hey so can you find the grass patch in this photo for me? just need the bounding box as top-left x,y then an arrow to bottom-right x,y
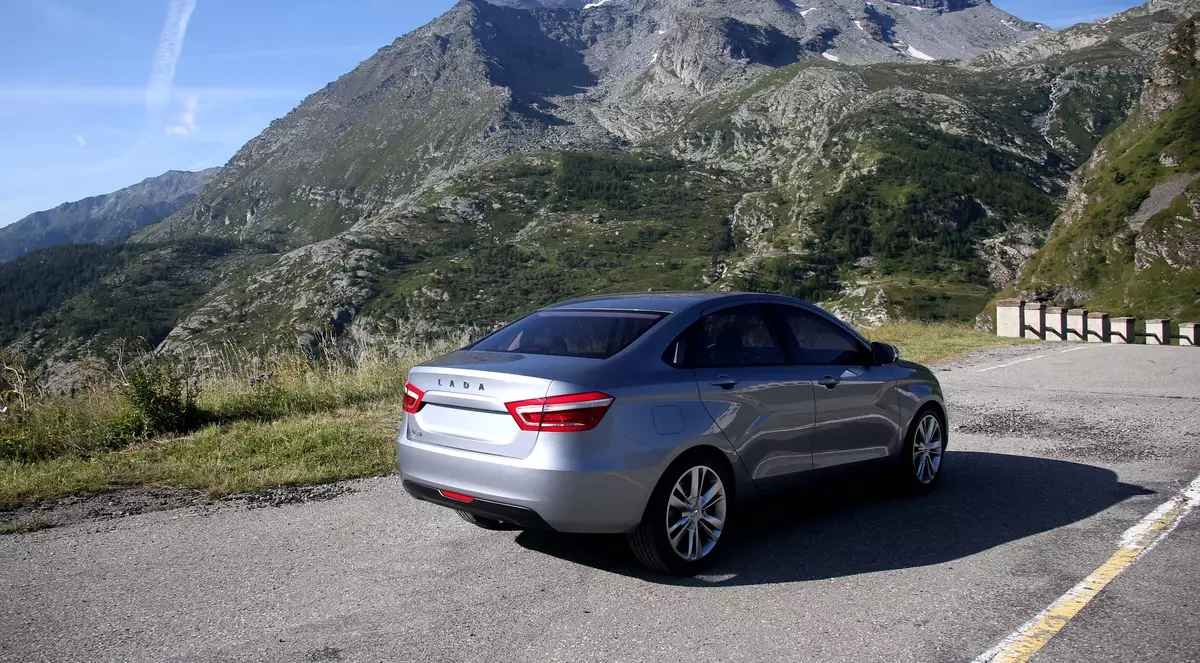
0,404 -> 400,510
0,391 -> 144,463
0,349 -> 419,509
869,322 -> 1032,365
1,351 -> 413,462
197,354 -> 409,424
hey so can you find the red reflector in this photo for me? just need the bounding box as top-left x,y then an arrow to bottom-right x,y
403,382 -> 425,414
438,489 -> 475,503
505,392 -> 615,432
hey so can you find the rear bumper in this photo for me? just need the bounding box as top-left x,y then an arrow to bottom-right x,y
402,481 -> 552,530
397,432 -> 657,534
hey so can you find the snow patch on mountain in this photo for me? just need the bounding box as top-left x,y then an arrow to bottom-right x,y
906,45 -> 936,60
582,0 -> 611,9
822,52 -> 840,62
790,2 -> 819,16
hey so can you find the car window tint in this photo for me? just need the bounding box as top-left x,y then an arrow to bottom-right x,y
473,310 -> 665,359
691,306 -> 785,367
772,305 -> 866,365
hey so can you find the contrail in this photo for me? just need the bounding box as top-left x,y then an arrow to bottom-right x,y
146,0 -> 197,123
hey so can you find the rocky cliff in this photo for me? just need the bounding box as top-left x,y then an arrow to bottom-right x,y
1012,12 -> 1200,320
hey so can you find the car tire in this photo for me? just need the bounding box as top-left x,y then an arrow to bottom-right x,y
897,406 -> 947,495
456,510 -> 522,531
628,451 -> 734,575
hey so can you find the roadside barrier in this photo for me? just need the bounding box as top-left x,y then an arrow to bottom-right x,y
996,300 -> 1199,345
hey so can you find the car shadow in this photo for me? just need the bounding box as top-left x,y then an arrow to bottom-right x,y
513,451 -> 1154,586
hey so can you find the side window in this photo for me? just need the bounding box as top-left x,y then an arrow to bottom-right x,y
689,305 -> 786,368
772,305 -> 868,366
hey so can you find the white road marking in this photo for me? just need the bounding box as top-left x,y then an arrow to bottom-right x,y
977,355 -> 1046,373
972,473 -> 1200,663
1060,345 -> 1099,354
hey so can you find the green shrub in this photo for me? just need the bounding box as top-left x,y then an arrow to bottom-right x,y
120,355 -> 201,436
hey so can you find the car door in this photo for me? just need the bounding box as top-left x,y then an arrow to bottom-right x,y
684,304 -> 816,488
769,305 -> 901,470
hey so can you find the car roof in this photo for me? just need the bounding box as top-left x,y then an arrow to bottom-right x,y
548,291 -> 743,314
545,291 -> 871,345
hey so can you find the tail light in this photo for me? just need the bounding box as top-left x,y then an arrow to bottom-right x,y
403,383 -> 425,414
505,392 -> 614,432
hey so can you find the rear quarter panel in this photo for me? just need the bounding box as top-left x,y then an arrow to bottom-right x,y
567,361 -> 754,497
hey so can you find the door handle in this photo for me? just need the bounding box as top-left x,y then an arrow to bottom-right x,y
710,375 -> 739,389
818,376 -> 840,389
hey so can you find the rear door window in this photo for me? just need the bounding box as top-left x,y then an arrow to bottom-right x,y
471,310 -> 666,359
688,305 -> 786,368
771,305 -> 868,365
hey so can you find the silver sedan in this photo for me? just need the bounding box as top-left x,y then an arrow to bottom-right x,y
398,292 -> 946,575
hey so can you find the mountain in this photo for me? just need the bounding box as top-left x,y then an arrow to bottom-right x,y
0,168 -> 220,263
1010,11 -> 1200,321
140,0 -> 1043,249
5,0 -> 1200,384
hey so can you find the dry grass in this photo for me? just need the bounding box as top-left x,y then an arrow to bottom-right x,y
868,321 -> 1032,365
0,391 -> 143,462
0,348 -> 424,509
196,352 -> 410,423
0,404 -> 400,509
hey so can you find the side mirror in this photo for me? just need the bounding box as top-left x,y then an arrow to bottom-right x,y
871,342 -> 900,365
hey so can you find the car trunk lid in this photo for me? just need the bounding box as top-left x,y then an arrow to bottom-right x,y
404,351 -> 598,459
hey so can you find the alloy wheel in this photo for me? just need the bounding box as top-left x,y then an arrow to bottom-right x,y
665,465 -> 726,561
912,413 -> 944,485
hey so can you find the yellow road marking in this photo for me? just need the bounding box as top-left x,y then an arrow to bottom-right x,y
973,475 -> 1200,663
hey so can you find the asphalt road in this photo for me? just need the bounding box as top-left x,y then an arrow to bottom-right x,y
3,344 -> 1199,663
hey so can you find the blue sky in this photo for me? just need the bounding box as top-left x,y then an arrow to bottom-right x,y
992,0 -> 1144,29
0,0 -> 1144,226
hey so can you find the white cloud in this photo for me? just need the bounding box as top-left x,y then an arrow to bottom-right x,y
73,134 -> 86,147
145,0 -> 198,122
165,94 -> 199,136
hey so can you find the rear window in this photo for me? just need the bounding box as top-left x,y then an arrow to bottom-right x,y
471,310 -> 667,360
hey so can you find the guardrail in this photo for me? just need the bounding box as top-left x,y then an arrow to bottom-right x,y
996,300 -> 1198,345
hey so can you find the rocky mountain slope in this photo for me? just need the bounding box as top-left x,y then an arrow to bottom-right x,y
140,0 -> 1042,249
0,169 -> 219,263
5,0 -> 1200,380
1011,12 -> 1200,321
